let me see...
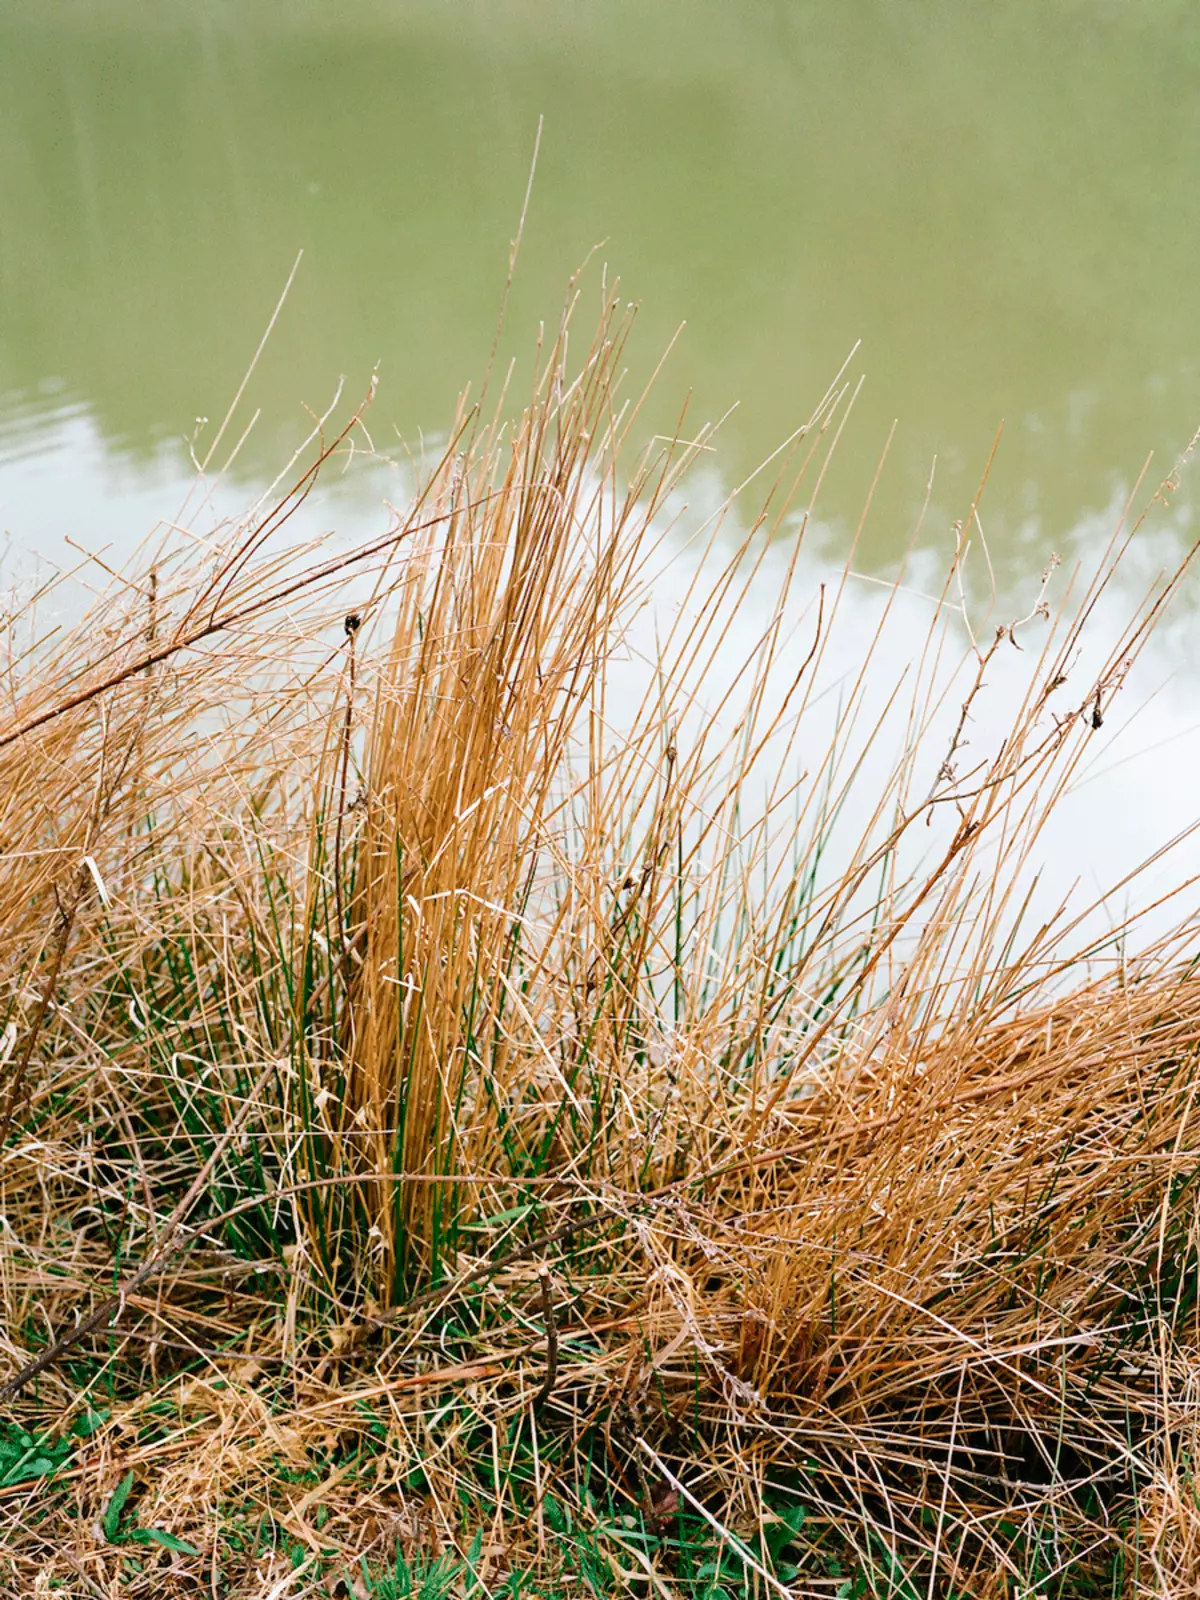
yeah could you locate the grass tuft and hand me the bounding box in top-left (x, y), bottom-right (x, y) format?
top-left (2, 288), bottom-right (1200, 1597)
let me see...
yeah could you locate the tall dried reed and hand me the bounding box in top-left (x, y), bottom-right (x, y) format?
top-left (2, 290), bottom-right (1199, 1596)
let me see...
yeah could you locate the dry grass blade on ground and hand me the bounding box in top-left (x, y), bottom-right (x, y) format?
top-left (1, 289), bottom-right (1199, 1598)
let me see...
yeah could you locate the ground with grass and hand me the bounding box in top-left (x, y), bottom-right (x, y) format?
top-left (2, 296), bottom-right (1200, 1598)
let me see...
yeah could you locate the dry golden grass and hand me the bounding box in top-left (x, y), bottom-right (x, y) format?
top-left (1, 291), bottom-right (1200, 1597)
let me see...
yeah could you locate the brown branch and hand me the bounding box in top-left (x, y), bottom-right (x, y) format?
top-left (334, 612), bottom-right (360, 1006)
top-left (532, 1265), bottom-right (558, 1413)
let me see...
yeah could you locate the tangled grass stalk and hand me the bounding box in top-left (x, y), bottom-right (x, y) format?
top-left (1, 289), bottom-right (1199, 1597)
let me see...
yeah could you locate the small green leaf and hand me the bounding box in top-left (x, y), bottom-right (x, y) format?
top-left (544, 1496), bottom-right (569, 1533)
top-left (462, 1204), bottom-right (534, 1231)
top-left (0, 1429), bottom-right (31, 1465)
top-left (130, 1527), bottom-right (200, 1555)
top-left (71, 1407), bottom-right (111, 1439)
top-left (0, 1425), bottom-right (71, 1487)
top-left (104, 1471), bottom-right (135, 1542)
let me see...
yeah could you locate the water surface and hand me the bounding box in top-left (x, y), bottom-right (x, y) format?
top-left (3, 1), bottom-right (1200, 926)
top-left (4, 2), bottom-right (1200, 551)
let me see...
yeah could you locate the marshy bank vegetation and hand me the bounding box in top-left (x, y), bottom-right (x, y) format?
top-left (3, 292), bottom-right (1200, 1598)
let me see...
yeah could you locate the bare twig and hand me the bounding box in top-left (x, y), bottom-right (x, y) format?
top-left (532, 1265), bottom-right (558, 1413)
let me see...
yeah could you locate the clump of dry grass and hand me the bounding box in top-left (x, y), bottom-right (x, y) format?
top-left (1, 289), bottom-right (1200, 1598)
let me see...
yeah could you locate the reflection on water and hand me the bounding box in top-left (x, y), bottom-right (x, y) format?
top-left (6, 403), bottom-right (1197, 964)
top-left (3, 0), bottom-right (1200, 558)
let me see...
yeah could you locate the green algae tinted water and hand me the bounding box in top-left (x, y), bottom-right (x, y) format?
top-left (2, 0), bottom-right (1200, 561)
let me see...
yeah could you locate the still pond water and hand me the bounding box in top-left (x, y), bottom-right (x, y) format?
top-left (3, 1), bottom-right (1200, 933)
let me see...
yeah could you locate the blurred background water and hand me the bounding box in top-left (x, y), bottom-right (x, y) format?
top-left (2, 0), bottom-right (1200, 929)
top-left (5, 2), bottom-right (1200, 552)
